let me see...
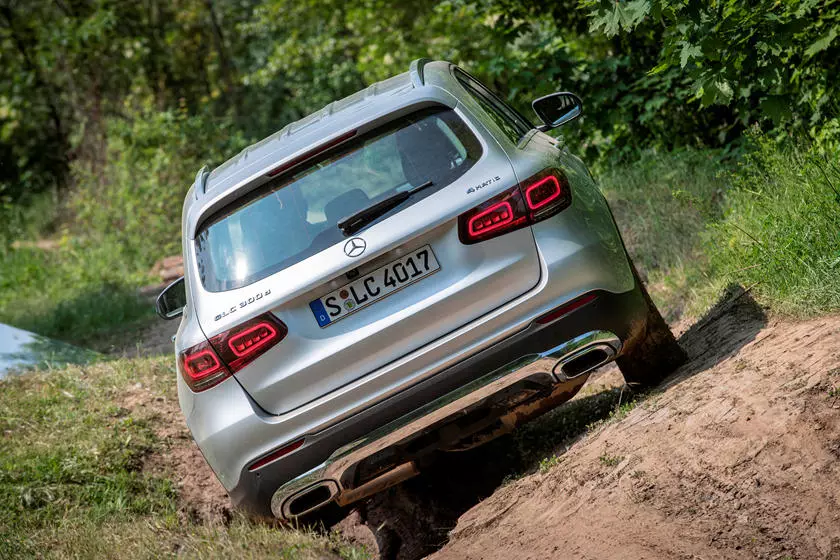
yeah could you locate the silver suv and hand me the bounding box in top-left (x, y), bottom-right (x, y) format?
top-left (156, 60), bottom-right (685, 521)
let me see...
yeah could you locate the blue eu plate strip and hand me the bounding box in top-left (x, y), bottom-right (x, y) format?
top-left (309, 299), bottom-right (331, 327)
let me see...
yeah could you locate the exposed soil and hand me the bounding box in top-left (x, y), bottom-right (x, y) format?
top-left (129, 319), bottom-right (180, 356)
top-left (117, 383), bottom-right (232, 525)
top-left (425, 293), bottom-right (840, 560)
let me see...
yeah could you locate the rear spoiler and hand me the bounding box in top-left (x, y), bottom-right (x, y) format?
top-left (409, 58), bottom-right (432, 87)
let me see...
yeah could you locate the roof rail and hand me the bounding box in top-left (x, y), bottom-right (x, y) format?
top-left (409, 58), bottom-right (432, 87)
top-left (194, 165), bottom-right (210, 198)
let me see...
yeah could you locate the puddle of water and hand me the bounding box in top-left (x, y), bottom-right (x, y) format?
top-left (0, 323), bottom-right (98, 379)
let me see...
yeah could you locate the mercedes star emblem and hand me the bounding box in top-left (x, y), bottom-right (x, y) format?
top-left (344, 237), bottom-right (366, 258)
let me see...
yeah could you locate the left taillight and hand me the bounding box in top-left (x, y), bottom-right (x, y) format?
top-left (178, 313), bottom-right (287, 392)
top-left (458, 168), bottom-right (572, 244)
top-left (179, 342), bottom-right (230, 392)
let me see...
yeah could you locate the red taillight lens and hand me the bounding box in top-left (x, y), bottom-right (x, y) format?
top-left (459, 186), bottom-right (530, 244)
top-left (179, 313), bottom-right (288, 392)
top-left (468, 201), bottom-right (514, 236)
top-left (228, 322), bottom-right (279, 357)
top-left (458, 168), bottom-right (572, 244)
top-left (210, 313), bottom-right (288, 374)
top-left (179, 342), bottom-right (230, 392)
top-left (525, 175), bottom-right (562, 210)
top-left (522, 168), bottom-right (571, 220)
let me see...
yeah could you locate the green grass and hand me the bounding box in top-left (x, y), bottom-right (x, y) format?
top-left (700, 135), bottom-right (840, 315)
top-left (537, 454), bottom-right (563, 473)
top-left (598, 452), bottom-right (624, 468)
top-left (0, 357), bottom-right (367, 559)
top-left (599, 136), bottom-right (840, 318)
top-left (598, 148), bottom-right (729, 320)
top-left (0, 238), bottom-right (155, 347)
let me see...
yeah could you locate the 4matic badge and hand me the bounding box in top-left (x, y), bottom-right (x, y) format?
top-left (467, 175), bottom-right (502, 194)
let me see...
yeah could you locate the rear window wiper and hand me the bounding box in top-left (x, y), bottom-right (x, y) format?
top-left (338, 180), bottom-right (434, 236)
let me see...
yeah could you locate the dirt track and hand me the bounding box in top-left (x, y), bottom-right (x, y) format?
top-left (129, 288), bottom-right (840, 559)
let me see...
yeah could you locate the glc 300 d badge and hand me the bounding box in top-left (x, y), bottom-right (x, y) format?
top-left (344, 237), bottom-right (366, 257)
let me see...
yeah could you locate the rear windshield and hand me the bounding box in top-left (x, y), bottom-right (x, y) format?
top-left (195, 107), bottom-right (482, 292)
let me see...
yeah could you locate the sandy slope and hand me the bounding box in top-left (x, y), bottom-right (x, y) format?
top-left (429, 295), bottom-right (840, 560)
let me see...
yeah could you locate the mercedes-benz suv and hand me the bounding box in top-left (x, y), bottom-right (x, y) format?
top-left (156, 59), bottom-right (685, 521)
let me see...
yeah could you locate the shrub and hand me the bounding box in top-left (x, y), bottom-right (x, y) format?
top-left (69, 108), bottom-right (250, 265)
top-left (0, 108), bottom-right (250, 343)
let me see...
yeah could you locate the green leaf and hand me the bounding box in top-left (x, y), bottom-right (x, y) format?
top-left (648, 62), bottom-right (670, 75)
top-left (760, 96), bottom-right (793, 123)
top-left (588, 0), bottom-right (650, 36)
top-left (680, 42), bottom-right (703, 68)
top-left (715, 79), bottom-right (734, 103)
top-left (805, 26), bottom-right (839, 57)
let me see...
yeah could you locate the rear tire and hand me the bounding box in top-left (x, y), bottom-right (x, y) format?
top-left (616, 265), bottom-right (687, 389)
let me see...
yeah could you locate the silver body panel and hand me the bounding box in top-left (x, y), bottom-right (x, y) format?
top-left (173, 60), bottom-right (637, 511)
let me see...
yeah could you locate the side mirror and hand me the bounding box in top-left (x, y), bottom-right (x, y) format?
top-left (155, 276), bottom-right (186, 320)
top-left (532, 92), bottom-right (583, 130)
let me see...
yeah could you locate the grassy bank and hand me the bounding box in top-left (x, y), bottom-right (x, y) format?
top-left (0, 357), bottom-right (367, 559)
top-left (0, 240), bottom-right (154, 347)
top-left (0, 109), bottom-right (247, 348)
top-left (598, 135), bottom-right (840, 319)
top-left (597, 149), bottom-right (728, 320)
top-left (702, 136), bottom-right (840, 315)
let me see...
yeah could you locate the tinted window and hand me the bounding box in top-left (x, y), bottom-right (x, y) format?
top-left (195, 108), bottom-right (482, 292)
top-left (454, 69), bottom-right (533, 142)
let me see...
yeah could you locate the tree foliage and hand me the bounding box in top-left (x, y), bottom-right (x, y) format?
top-left (584, 0), bottom-right (840, 129)
top-left (1, 0), bottom-right (838, 235)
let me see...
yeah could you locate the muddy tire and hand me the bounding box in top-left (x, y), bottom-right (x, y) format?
top-left (616, 266), bottom-right (687, 389)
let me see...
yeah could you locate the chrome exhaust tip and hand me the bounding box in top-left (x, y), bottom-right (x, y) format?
top-left (555, 343), bottom-right (617, 380)
top-left (279, 480), bottom-right (339, 520)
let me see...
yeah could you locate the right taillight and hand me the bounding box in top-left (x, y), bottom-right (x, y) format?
top-left (178, 312), bottom-right (288, 392)
top-left (458, 168), bottom-right (571, 244)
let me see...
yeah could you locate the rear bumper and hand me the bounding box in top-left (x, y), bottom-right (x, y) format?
top-left (271, 329), bottom-right (621, 519)
top-left (226, 283), bottom-right (648, 517)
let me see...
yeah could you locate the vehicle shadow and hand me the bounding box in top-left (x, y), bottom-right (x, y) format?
top-left (349, 284), bottom-right (768, 560)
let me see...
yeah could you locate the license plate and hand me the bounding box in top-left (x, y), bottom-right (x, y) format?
top-left (309, 245), bottom-right (440, 328)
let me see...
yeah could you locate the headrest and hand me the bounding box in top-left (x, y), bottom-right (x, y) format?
top-left (396, 119), bottom-right (459, 187)
top-left (324, 188), bottom-right (370, 224)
